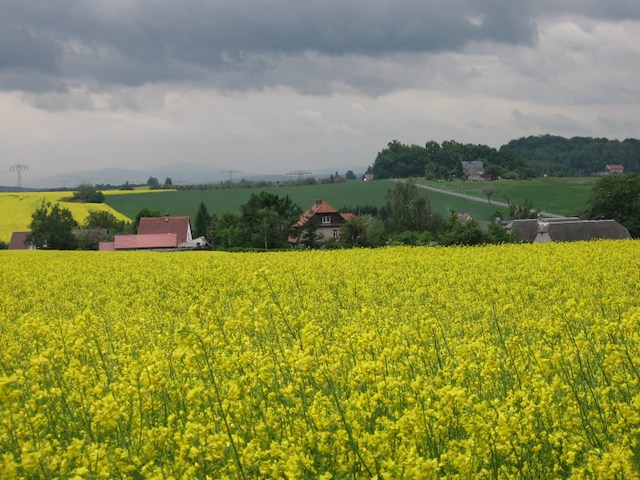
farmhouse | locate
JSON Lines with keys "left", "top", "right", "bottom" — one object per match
{"left": 605, "top": 164, "right": 624, "bottom": 175}
{"left": 461, "top": 161, "right": 484, "bottom": 180}
{"left": 508, "top": 217, "right": 630, "bottom": 243}
{"left": 99, "top": 215, "right": 206, "bottom": 251}
{"left": 288, "top": 200, "right": 355, "bottom": 247}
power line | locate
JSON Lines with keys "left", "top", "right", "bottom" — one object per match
{"left": 286, "top": 170, "right": 312, "bottom": 181}
{"left": 221, "top": 169, "right": 241, "bottom": 183}
{"left": 10, "top": 164, "right": 28, "bottom": 189}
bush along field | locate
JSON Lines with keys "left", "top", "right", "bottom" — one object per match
{"left": 1, "top": 242, "right": 640, "bottom": 478}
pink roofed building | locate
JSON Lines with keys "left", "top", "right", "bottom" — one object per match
{"left": 99, "top": 215, "right": 193, "bottom": 251}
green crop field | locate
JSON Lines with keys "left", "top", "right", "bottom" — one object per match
{"left": 104, "top": 181, "right": 397, "bottom": 220}
{"left": 417, "top": 177, "right": 596, "bottom": 216}
{"left": 422, "top": 188, "right": 509, "bottom": 219}
{"left": 104, "top": 180, "right": 509, "bottom": 223}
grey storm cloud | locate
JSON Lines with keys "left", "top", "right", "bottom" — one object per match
{"left": 536, "top": 0, "right": 640, "bottom": 20}
{"left": 0, "top": 0, "right": 540, "bottom": 93}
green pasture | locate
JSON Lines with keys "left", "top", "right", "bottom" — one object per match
{"left": 103, "top": 176, "right": 596, "bottom": 225}
{"left": 424, "top": 189, "right": 508, "bottom": 219}
{"left": 104, "top": 181, "right": 397, "bottom": 220}
{"left": 417, "top": 177, "right": 596, "bottom": 216}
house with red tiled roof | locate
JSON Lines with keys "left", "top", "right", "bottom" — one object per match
{"left": 288, "top": 200, "right": 354, "bottom": 247}
{"left": 99, "top": 215, "right": 196, "bottom": 251}
{"left": 605, "top": 164, "right": 624, "bottom": 175}
{"left": 138, "top": 216, "right": 192, "bottom": 244}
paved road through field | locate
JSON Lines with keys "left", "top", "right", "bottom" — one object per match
{"left": 409, "top": 181, "right": 564, "bottom": 218}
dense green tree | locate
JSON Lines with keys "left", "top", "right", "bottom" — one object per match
{"left": 72, "top": 183, "right": 105, "bottom": 203}
{"left": 373, "top": 139, "right": 531, "bottom": 180}
{"left": 587, "top": 173, "right": 640, "bottom": 237}
{"left": 341, "top": 216, "right": 368, "bottom": 246}
{"left": 194, "top": 201, "right": 211, "bottom": 239}
{"left": 339, "top": 204, "right": 380, "bottom": 216}
{"left": 385, "top": 180, "right": 436, "bottom": 233}
{"left": 251, "top": 208, "right": 282, "bottom": 249}
{"left": 501, "top": 134, "right": 640, "bottom": 176}
{"left": 147, "top": 177, "right": 161, "bottom": 189}
{"left": 84, "top": 210, "right": 128, "bottom": 234}
{"left": 209, "top": 212, "right": 243, "bottom": 249}
{"left": 28, "top": 201, "right": 78, "bottom": 249}
{"left": 440, "top": 217, "right": 487, "bottom": 246}
{"left": 345, "top": 170, "right": 357, "bottom": 180}
{"left": 240, "top": 192, "right": 302, "bottom": 249}
{"left": 0, "top": 239, "right": 8, "bottom": 249}
{"left": 487, "top": 222, "right": 515, "bottom": 243}
{"left": 164, "top": 177, "right": 173, "bottom": 188}
{"left": 509, "top": 199, "right": 538, "bottom": 219}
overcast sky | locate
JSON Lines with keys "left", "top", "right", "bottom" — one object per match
{"left": 1, "top": 1, "right": 639, "bottom": 186}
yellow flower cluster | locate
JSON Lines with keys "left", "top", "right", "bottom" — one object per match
{"left": 1, "top": 241, "right": 639, "bottom": 478}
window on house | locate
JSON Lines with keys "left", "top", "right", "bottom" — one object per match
{"left": 322, "top": 216, "right": 331, "bottom": 224}
{"left": 333, "top": 229, "right": 339, "bottom": 238}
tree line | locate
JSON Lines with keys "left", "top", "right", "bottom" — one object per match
{"left": 500, "top": 135, "right": 640, "bottom": 176}
{"left": 372, "top": 135, "right": 640, "bottom": 180}
{"left": 372, "top": 140, "right": 535, "bottom": 181}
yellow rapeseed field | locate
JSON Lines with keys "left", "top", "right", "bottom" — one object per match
{"left": 1, "top": 242, "right": 639, "bottom": 478}
{"left": 0, "top": 192, "right": 133, "bottom": 243}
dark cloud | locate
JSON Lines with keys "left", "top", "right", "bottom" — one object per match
{"left": 0, "top": 0, "right": 539, "bottom": 94}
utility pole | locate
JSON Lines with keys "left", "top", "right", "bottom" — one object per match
{"left": 221, "top": 169, "right": 241, "bottom": 183}
{"left": 286, "top": 170, "right": 312, "bottom": 182}
{"left": 10, "top": 164, "right": 28, "bottom": 189}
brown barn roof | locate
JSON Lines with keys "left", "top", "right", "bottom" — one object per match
{"left": 138, "top": 216, "right": 191, "bottom": 244}
{"left": 542, "top": 220, "right": 630, "bottom": 242}
{"left": 8, "top": 232, "right": 31, "bottom": 250}
{"left": 509, "top": 219, "right": 539, "bottom": 243}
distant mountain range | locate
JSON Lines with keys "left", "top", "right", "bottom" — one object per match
{"left": 28, "top": 162, "right": 229, "bottom": 188}
{"left": 0, "top": 161, "right": 366, "bottom": 190}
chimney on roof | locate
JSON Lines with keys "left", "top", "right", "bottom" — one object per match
{"left": 315, "top": 199, "right": 322, "bottom": 205}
